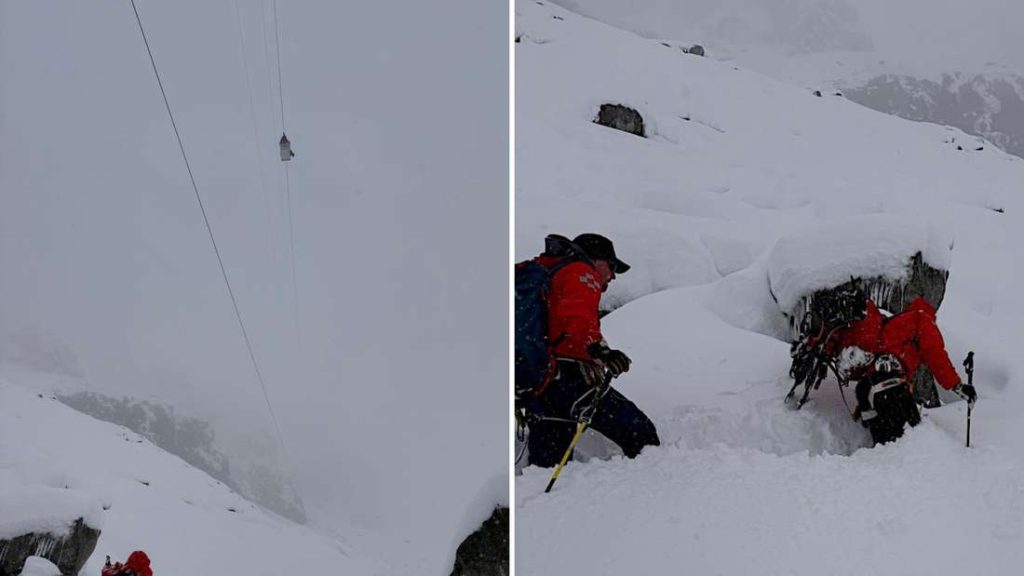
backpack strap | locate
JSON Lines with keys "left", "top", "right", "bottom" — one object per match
{"left": 543, "top": 234, "right": 594, "bottom": 267}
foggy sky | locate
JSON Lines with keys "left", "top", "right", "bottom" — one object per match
{"left": 551, "top": 0, "right": 1024, "bottom": 76}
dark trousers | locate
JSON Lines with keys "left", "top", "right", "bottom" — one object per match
{"left": 526, "top": 361, "right": 660, "bottom": 468}
{"left": 855, "top": 372, "right": 921, "bottom": 445}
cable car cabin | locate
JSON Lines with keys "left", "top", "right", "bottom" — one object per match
{"left": 279, "top": 133, "right": 295, "bottom": 161}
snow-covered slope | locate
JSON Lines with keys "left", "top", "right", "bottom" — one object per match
{"left": 549, "top": 0, "right": 1024, "bottom": 163}
{"left": 516, "top": 2, "right": 1024, "bottom": 574}
{"left": 842, "top": 72, "right": 1024, "bottom": 160}
{"left": 0, "top": 378, "right": 390, "bottom": 575}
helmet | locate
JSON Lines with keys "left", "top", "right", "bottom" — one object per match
{"left": 873, "top": 354, "right": 904, "bottom": 376}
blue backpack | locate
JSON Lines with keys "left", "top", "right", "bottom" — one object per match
{"left": 515, "top": 235, "right": 587, "bottom": 398}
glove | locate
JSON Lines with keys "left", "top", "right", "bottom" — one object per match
{"left": 953, "top": 382, "right": 977, "bottom": 406}
{"left": 578, "top": 359, "right": 608, "bottom": 388}
{"left": 588, "top": 342, "right": 631, "bottom": 378}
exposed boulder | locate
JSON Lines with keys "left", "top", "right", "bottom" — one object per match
{"left": 450, "top": 507, "right": 508, "bottom": 576}
{"left": 0, "top": 518, "right": 100, "bottom": 576}
{"left": 688, "top": 44, "right": 705, "bottom": 56}
{"left": 594, "top": 104, "right": 645, "bottom": 138}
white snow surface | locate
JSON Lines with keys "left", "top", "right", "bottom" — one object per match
{"left": 516, "top": 3, "right": 1024, "bottom": 574}
{"left": 18, "top": 558, "right": 60, "bottom": 576}
{"left": 0, "top": 379, "right": 390, "bottom": 575}
{"left": 767, "top": 215, "right": 953, "bottom": 312}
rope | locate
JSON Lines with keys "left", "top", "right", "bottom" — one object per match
{"left": 515, "top": 441, "right": 529, "bottom": 466}
{"left": 232, "top": 0, "right": 274, "bottom": 227}
{"left": 272, "top": 0, "right": 286, "bottom": 129}
{"left": 284, "top": 163, "right": 301, "bottom": 342}
{"left": 514, "top": 410, "right": 529, "bottom": 465}
{"left": 129, "top": 0, "right": 288, "bottom": 462}
{"left": 829, "top": 363, "right": 857, "bottom": 418}
{"left": 258, "top": 0, "right": 277, "bottom": 118}
{"left": 270, "top": 0, "right": 302, "bottom": 349}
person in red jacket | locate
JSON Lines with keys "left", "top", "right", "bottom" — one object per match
{"left": 805, "top": 288, "right": 977, "bottom": 444}
{"left": 525, "top": 233, "right": 660, "bottom": 467}
{"left": 101, "top": 551, "right": 152, "bottom": 576}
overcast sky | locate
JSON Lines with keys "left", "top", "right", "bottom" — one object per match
{"left": 0, "top": 1, "right": 507, "bottom": 571}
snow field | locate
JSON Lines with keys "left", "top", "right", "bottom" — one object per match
{"left": 516, "top": 2, "right": 1024, "bottom": 574}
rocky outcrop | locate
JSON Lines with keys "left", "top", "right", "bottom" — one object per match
{"left": 594, "top": 104, "right": 645, "bottom": 138}
{"left": 450, "top": 507, "right": 508, "bottom": 576}
{"left": 844, "top": 72, "right": 1024, "bottom": 160}
{"left": 56, "top": 392, "right": 305, "bottom": 523}
{"left": 0, "top": 519, "right": 99, "bottom": 576}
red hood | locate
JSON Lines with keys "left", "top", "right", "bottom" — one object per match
{"left": 125, "top": 551, "right": 152, "bottom": 576}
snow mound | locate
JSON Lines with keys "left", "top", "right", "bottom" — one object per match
{"left": 18, "top": 557, "right": 60, "bottom": 576}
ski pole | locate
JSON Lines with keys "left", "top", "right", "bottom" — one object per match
{"left": 544, "top": 373, "right": 611, "bottom": 493}
{"left": 963, "top": 351, "right": 974, "bottom": 447}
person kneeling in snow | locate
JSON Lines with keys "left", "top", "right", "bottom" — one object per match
{"left": 521, "top": 233, "right": 660, "bottom": 467}
{"left": 101, "top": 551, "right": 152, "bottom": 576}
{"left": 792, "top": 287, "right": 977, "bottom": 445}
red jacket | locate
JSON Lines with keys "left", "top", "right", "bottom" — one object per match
{"left": 829, "top": 297, "right": 960, "bottom": 390}
{"left": 102, "top": 551, "right": 152, "bottom": 576}
{"left": 539, "top": 257, "right": 604, "bottom": 360}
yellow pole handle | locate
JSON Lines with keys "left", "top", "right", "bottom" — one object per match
{"left": 544, "top": 421, "right": 588, "bottom": 493}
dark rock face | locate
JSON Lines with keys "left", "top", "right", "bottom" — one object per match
{"left": 0, "top": 518, "right": 100, "bottom": 576}
{"left": 787, "top": 252, "right": 949, "bottom": 407}
{"left": 594, "top": 104, "right": 645, "bottom": 138}
{"left": 688, "top": 44, "right": 705, "bottom": 57}
{"left": 450, "top": 507, "right": 509, "bottom": 576}
{"left": 844, "top": 72, "right": 1024, "bottom": 159}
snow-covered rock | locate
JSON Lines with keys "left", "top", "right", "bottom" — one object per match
{"left": 766, "top": 216, "right": 953, "bottom": 341}
{"left": 450, "top": 507, "right": 509, "bottom": 576}
{"left": 0, "top": 515, "right": 100, "bottom": 576}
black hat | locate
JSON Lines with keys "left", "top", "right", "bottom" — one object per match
{"left": 573, "top": 233, "right": 630, "bottom": 274}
